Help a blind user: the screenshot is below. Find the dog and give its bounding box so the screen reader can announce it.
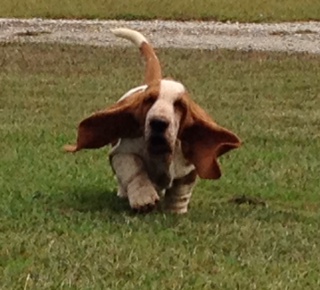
[64,28,241,213]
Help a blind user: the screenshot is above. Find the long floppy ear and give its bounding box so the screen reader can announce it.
[180,97,241,179]
[64,92,145,153]
[65,28,163,153]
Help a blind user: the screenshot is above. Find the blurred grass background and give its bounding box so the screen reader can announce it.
[1,0,320,22]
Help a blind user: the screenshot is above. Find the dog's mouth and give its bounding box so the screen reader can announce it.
[147,135,173,155]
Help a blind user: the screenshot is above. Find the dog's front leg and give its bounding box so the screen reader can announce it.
[110,153,160,212]
[164,170,197,214]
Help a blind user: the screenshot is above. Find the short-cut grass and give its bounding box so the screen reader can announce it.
[1,0,320,22]
[1,43,320,289]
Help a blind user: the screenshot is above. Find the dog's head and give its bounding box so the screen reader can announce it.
[65,28,241,179]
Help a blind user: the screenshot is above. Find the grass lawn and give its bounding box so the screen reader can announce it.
[1,43,320,289]
[1,0,320,22]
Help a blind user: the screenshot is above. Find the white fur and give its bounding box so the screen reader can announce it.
[118,85,147,102]
[111,28,148,47]
[144,80,185,157]
[110,137,195,181]
[110,137,195,212]
[159,80,185,100]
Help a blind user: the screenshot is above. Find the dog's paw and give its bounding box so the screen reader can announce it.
[117,186,128,199]
[127,184,160,213]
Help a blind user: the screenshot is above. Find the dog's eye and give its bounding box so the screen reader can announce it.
[143,95,157,106]
[173,99,185,111]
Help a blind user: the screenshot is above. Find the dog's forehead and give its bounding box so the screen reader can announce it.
[159,80,185,101]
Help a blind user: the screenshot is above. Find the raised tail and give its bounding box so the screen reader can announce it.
[110,28,162,85]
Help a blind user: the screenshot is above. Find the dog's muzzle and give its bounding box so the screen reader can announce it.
[147,118,172,155]
[149,118,169,133]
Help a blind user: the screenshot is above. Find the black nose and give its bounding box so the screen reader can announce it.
[149,118,169,133]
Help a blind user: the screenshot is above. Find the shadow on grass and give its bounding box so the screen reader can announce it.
[55,187,307,221]
[58,186,131,214]
[54,185,187,226]
[43,186,319,226]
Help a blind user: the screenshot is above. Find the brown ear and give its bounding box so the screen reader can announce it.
[64,92,145,153]
[180,98,241,179]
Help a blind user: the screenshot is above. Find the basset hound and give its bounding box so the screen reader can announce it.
[65,28,241,213]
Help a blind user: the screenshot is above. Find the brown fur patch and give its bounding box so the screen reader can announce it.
[140,42,162,84]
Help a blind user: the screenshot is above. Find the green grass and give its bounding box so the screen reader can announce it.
[1,0,320,22]
[1,43,320,289]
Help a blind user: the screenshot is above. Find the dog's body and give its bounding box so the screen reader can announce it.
[65,28,241,213]
[110,81,197,213]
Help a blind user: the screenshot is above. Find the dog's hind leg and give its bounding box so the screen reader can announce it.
[164,170,197,214]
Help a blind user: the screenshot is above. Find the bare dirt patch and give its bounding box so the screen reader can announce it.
[0,18,320,53]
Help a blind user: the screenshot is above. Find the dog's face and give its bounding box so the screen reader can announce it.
[65,78,241,180]
[144,80,184,159]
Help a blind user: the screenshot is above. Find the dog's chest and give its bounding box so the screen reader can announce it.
[110,137,195,189]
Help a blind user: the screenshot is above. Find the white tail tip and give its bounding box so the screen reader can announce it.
[110,28,148,47]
